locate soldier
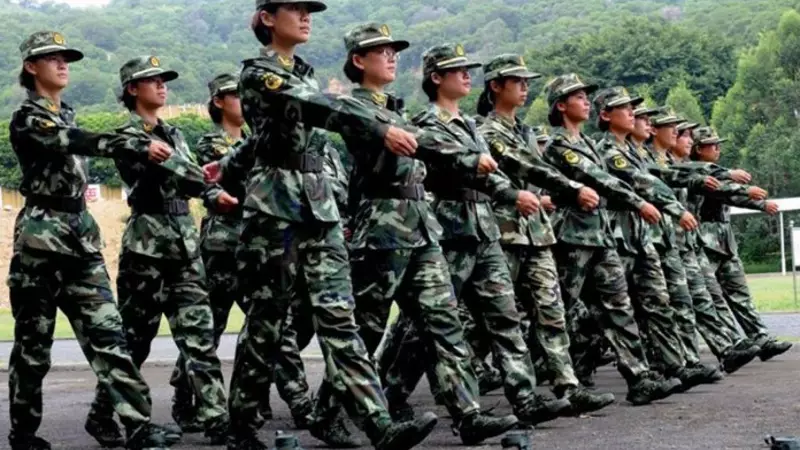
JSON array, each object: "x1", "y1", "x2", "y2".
[
  {"x1": 8, "y1": 31, "x2": 179, "y2": 450},
  {"x1": 87, "y1": 55, "x2": 233, "y2": 445},
  {"x1": 323, "y1": 22, "x2": 520, "y2": 445},
  {"x1": 689, "y1": 126, "x2": 793, "y2": 361},
  {"x1": 665, "y1": 121, "x2": 761, "y2": 372},
  {"x1": 592, "y1": 89, "x2": 718, "y2": 389},
  {"x1": 475, "y1": 54, "x2": 615, "y2": 413},
  {"x1": 382, "y1": 43, "x2": 579, "y2": 427},
  {"x1": 208, "y1": 2, "x2": 441, "y2": 448},
  {"x1": 537, "y1": 74, "x2": 681, "y2": 405}
]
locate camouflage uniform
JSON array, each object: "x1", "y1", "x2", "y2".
[
  {"x1": 7, "y1": 32, "x2": 173, "y2": 450},
  {"x1": 91, "y1": 56, "x2": 229, "y2": 440},
  {"x1": 380, "y1": 44, "x2": 575, "y2": 426},
  {"x1": 224, "y1": 11, "x2": 439, "y2": 448},
  {"x1": 690, "y1": 127, "x2": 792, "y2": 360},
  {"x1": 537, "y1": 75, "x2": 678, "y2": 405}
]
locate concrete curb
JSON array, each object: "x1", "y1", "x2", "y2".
[{"x1": 0, "y1": 354, "x2": 325, "y2": 374}]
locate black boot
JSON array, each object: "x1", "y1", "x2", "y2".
[
  {"x1": 374, "y1": 412, "x2": 438, "y2": 450},
  {"x1": 514, "y1": 394, "x2": 572, "y2": 426},
  {"x1": 625, "y1": 371, "x2": 681, "y2": 406},
  {"x1": 85, "y1": 409, "x2": 124, "y2": 448},
  {"x1": 309, "y1": 411, "x2": 362, "y2": 448},
  {"x1": 458, "y1": 412, "x2": 519, "y2": 445},
  {"x1": 759, "y1": 340, "x2": 793, "y2": 362},
  {"x1": 125, "y1": 423, "x2": 181, "y2": 450},
  {"x1": 9, "y1": 433, "x2": 52, "y2": 450},
  {"x1": 171, "y1": 390, "x2": 202, "y2": 433},
  {"x1": 554, "y1": 385, "x2": 615, "y2": 415},
  {"x1": 721, "y1": 344, "x2": 760, "y2": 374}
]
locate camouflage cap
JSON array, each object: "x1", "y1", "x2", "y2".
[
  {"x1": 344, "y1": 23, "x2": 409, "y2": 53},
  {"x1": 422, "y1": 43, "x2": 481, "y2": 76},
  {"x1": 651, "y1": 107, "x2": 687, "y2": 127},
  {"x1": 255, "y1": 0, "x2": 326, "y2": 13},
  {"x1": 19, "y1": 31, "x2": 83, "y2": 63},
  {"x1": 483, "y1": 54, "x2": 540, "y2": 82},
  {"x1": 633, "y1": 103, "x2": 663, "y2": 117},
  {"x1": 208, "y1": 73, "x2": 239, "y2": 98},
  {"x1": 119, "y1": 56, "x2": 179, "y2": 87},
  {"x1": 676, "y1": 121, "x2": 700, "y2": 133},
  {"x1": 544, "y1": 73, "x2": 598, "y2": 106},
  {"x1": 593, "y1": 86, "x2": 643, "y2": 111},
  {"x1": 692, "y1": 126, "x2": 728, "y2": 145}
]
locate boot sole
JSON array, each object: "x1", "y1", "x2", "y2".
[
  {"x1": 382, "y1": 414, "x2": 439, "y2": 450},
  {"x1": 759, "y1": 344, "x2": 793, "y2": 362},
  {"x1": 570, "y1": 397, "x2": 616, "y2": 415},
  {"x1": 85, "y1": 423, "x2": 124, "y2": 448},
  {"x1": 723, "y1": 352, "x2": 758, "y2": 374},
  {"x1": 460, "y1": 418, "x2": 519, "y2": 445}
]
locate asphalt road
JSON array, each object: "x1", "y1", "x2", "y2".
[{"x1": 1, "y1": 348, "x2": 799, "y2": 450}]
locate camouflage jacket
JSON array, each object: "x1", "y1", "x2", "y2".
[
  {"x1": 230, "y1": 45, "x2": 392, "y2": 224},
  {"x1": 689, "y1": 174, "x2": 764, "y2": 257},
  {"x1": 542, "y1": 127, "x2": 646, "y2": 248},
  {"x1": 478, "y1": 112, "x2": 584, "y2": 247},
  {"x1": 343, "y1": 88, "x2": 483, "y2": 250},
  {"x1": 322, "y1": 143, "x2": 349, "y2": 220},
  {"x1": 114, "y1": 113, "x2": 207, "y2": 260},
  {"x1": 599, "y1": 135, "x2": 686, "y2": 255},
  {"x1": 413, "y1": 104, "x2": 520, "y2": 243},
  {"x1": 8, "y1": 92, "x2": 150, "y2": 256},
  {"x1": 195, "y1": 127, "x2": 247, "y2": 253}
]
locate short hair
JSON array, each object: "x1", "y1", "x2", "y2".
[
  {"x1": 208, "y1": 97, "x2": 224, "y2": 124},
  {"x1": 342, "y1": 50, "x2": 367, "y2": 84},
  {"x1": 252, "y1": 6, "x2": 278, "y2": 46},
  {"x1": 18, "y1": 67, "x2": 36, "y2": 91},
  {"x1": 120, "y1": 83, "x2": 138, "y2": 111},
  {"x1": 422, "y1": 75, "x2": 439, "y2": 102}
]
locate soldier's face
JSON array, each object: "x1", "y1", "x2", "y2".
[
  {"x1": 435, "y1": 68, "x2": 471, "y2": 100},
  {"x1": 25, "y1": 53, "x2": 69, "y2": 90},
  {"x1": 695, "y1": 143, "x2": 720, "y2": 162},
  {"x1": 632, "y1": 116, "x2": 651, "y2": 140},
  {"x1": 673, "y1": 131, "x2": 693, "y2": 158},
  {"x1": 356, "y1": 45, "x2": 398, "y2": 85},
  {"x1": 654, "y1": 124, "x2": 678, "y2": 148},
  {"x1": 494, "y1": 77, "x2": 528, "y2": 108},
  {"x1": 603, "y1": 103, "x2": 635, "y2": 133},
  {"x1": 131, "y1": 76, "x2": 168, "y2": 109},
  {"x1": 558, "y1": 90, "x2": 591, "y2": 122},
  {"x1": 265, "y1": 4, "x2": 312, "y2": 45},
  {"x1": 216, "y1": 93, "x2": 244, "y2": 126}
]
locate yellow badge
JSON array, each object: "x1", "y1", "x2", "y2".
[
  {"x1": 46, "y1": 102, "x2": 59, "y2": 113},
  {"x1": 224, "y1": 135, "x2": 234, "y2": 145},
  {"x1": 39, "y1": 119, "x2": 56, "y2": 130},
  {"x1": 455, "y1": 44, "x2": 465, "y2": 56},
  {"x1": 214, "y1": 144, "x2": 229, "y2": 156},
  {"x1": 492, "y1": 141, "x2": 506, "y2": 154},
  {"x1": 53, "y1": 32, "x2": 65, "y2": 45},
  {"x1": 437, "y1": 109, "x2": 451, "y2": 122},
  {"x1": 613, "y1": 155, "x2": 628, "y2": 169},
  {"x1": 263, "y1": 73, "x2": 284, "y2": 91},
  {"x1": 379, "y1": 24, "x2": 391, "y2": 37},
  {"x1": 564, "y1": 150, "x2": 580, "y2": 165},
  {"x1": 277, "y1": 55, "x2": 294, "y2": 69},
  {"x1": 371, "y1": 92, "x2": 387, "y2": 106},
  {"x1": 149, "y1": 56, "x2": 160, "y2": 67},
  {"x1": 143, "y1": 123, "x2": 154, "y2": 133}
]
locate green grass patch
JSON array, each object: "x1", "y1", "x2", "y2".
[{"x1": 0, "y1": 304, "x2": 245, "y2": 342}]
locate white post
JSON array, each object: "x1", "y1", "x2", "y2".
[
  {"x1": 780, "y1": 211, "x2": 786, "y2": 275},
  {"x1": 792, "y1": 221, "x2": 797, "y2": 308}
]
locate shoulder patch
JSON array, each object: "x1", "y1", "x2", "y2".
[
  {"x1": 564, "y1": 149, "x2": 580, "y2": 165},
  {"x1": 263, "y1": 72, "x2": 284, "y2": 91},
  {"x1": 612, "y1": 154, "x2": 628, "y2": 169},
  {"x1": 37, "y1": 118, "x2": 56, "y2": 130},
  {"x1": 491, "y1": 140, "x2": 506, "y2": 154}
]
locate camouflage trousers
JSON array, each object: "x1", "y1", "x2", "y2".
[
  {"x1": 227, "y1": 215, "x2": 392, "y2": 441},
  {"x1": 697, "y1": 248, "x2": 746, "y2": 343},
  {"x1": 617, "y1": 243, "x2": 684, "y2": 373},
  {"x1": 654, "y1": 244, "x2": 701, "y2": 366},
  {"x1": 555, "y1": 244, "x2": 649, "y2": 383},
  {"x1": 7, "y1": 249, "x2": 152, "y2": 439},
  {"x1": 703, "y1": 249, "x2": 772, "y2": 346},
  {"x1": 349, "y1": 243, "x2": 480, "y2": 420},
  {"x1": 170, "y1": 250, "x2": 248, "y2": 402},
  {"x1": 271, "y1": 297, "x2": 315, "y2": 415},
  {"x1": 679, "y1": 245, "x2": 735, "y2": 360},
  {"x1": 91, "y1": 252, "x2": 228, "y2": 425},
  {"x1": 379, "y1": 239, "x2": 538, "y2": 414},
  {"x1": 564, "y1": 298, "x2": 607, "y2": 381},
  {"x1": 503, "y1": 245, "x2": 579, "y2": 388}
]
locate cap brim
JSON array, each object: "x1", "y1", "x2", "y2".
[
  {"x1": 441, "y1": 61, "x2": 482, "y2": 71},
  {"x1": 27, "y1": 48, "x2": 84, "y2": 63},
  {"x1": 677, "y1": 122, "x2": 699, "y2": 132},
  {"x1": 360, "y1": 39, "x2": 410, "y2": 53},
  {"x1": 562, "y1": 83, "x2": 598, "y2": 98},
  {"x1": 607, "y1": 96, "x2": 644, "y2": 108},
  {"x1": 301, "y1": 1, "x2": 327, "y2": 12},
  {"x1": 654, "y1": 118, "x2": 686, "y2": 127},
  {"x1": 132, "y1": 69, "x2": 179, "y2": 84},
  {"x1": 634, "y1": 107, "x2": 660, "y2": 117}
]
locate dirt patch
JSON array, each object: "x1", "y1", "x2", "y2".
[{"x1": 0, "y1": 199, "x2": 204, "y2": 309}]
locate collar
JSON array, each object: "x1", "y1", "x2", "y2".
[
  {"x1": 215, "y1": 124, "x2": 246, "y2": 145},
  {"x1": 260, "y1": 46, "x2": 311, "y2": 75},
  {"x1": 430, "y1": 103, "x2": 464, "y2": 125},
  {"x1": 487, "y1": 111, "x2": 517, "y2": 131},
  {"x1": 27, "y1": 91, "x2": 67, "y2": 114},
  {"x1": 128, "y1": 112, "x2": 163, "y2": 134}
]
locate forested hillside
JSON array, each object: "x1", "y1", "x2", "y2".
[{"x1": 1, "y1": 0, "x2": 799, "y2": 116}]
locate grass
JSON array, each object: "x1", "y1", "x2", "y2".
[{"x1": 0, "y1": 274, "x2": 798, "y2": 342}]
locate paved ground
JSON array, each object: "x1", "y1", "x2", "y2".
[
  {"x1": 2, "y1": 313, "x2": 800, "y2": 369},
  {"x1": 1, "y1": 348, "x2": 799, "y2": 450}
]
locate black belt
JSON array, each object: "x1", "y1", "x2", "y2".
[
  {"x1": 25, "y1": 194, "x2": 86, "y2": 213},
  {"x1": 437, "y1": 188, "x2": 491, "y2": 203},
  {"x1": 263, "y1": 153, "x2": 323, "y2": 173},
  {"x1": 130, "y1": 199, "x2": 190, "y2": 216},
  {"x1": 365, "y1": 184, "x2": 426, "y2": 200}
]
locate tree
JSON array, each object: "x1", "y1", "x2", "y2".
[
  {"x1": 665, "y1": 80, "x2": 706, "y2": 125},
  {"x1": 523, "y1": 96, "x2": 548, "y2": 127}
]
